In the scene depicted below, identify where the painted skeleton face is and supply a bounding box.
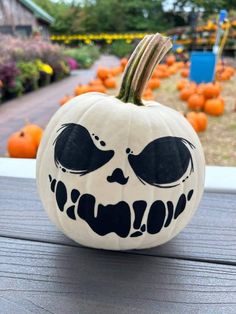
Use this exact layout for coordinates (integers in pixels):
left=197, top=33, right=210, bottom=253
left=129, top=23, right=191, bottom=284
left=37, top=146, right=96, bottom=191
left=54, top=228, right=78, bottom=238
left=49, top=122, right=196, bottom=240
left=37, top=96, right=205, bottom=250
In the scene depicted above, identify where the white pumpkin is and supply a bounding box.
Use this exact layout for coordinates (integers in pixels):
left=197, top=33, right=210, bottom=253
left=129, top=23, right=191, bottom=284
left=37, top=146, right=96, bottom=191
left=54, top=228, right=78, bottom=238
left=36, top=33, right=205, bottom=250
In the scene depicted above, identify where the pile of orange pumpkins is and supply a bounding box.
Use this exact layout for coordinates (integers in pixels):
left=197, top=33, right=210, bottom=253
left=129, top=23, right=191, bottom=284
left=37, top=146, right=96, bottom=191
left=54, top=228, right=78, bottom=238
left=180, top=61, right=235, bottom=82
left=142, top=55, right=186, bottom=100
left=178, top=79, right=225, bottom=132
left=177, top=61, right=235, bottom=133
left=59, top=55, right=235, bottom=135
left=59, top=54, right=187, bottom=105
left=59, top=58, right=128, bottom=106
left=215, top=63, right=235, bottom=81
left=7, top=123, right=43, bottom=158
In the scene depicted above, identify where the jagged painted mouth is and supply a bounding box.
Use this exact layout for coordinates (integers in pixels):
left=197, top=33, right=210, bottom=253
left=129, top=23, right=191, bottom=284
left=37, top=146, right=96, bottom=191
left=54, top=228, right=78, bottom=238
left=49, top=175, right=194, bottom=238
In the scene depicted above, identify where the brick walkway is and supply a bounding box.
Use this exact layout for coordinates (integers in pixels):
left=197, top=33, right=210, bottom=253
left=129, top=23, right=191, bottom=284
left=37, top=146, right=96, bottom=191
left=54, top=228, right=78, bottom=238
left=0, top=55, right=119, bottom=156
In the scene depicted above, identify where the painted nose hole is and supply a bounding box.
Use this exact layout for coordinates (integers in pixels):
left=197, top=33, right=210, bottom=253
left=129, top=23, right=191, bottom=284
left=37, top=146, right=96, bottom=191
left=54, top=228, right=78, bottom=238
left=107, top=168, right=129, bottom=185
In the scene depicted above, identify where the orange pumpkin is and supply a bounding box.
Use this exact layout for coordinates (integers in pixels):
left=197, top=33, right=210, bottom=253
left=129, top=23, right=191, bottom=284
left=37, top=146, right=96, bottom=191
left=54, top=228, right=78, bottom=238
left=110, top=66, right=122, bottom=76
left=103, top=77, right=117, bottom=89
left=175, top=61, right=185, bottom=69
left=218, top=96, right=225, bottom=106
left=186, top=112, right=208, bottom=132
left=158, top=64, right=168, bottom=71
left=97, top=67, right=110, bottom=80
left=186, top=112, right=197, bottom=120
left=74, top=85, right=91, bottom=96
left=157, top=70, right=169, bottom=78
left=176, top=79, right=188, bottom=90
left=168, top=65, right=178, bottom=75
left=166, top=55, right=176, bottom=66
left=188, top=82, right=197, bottom=89
left=151, top=69, right=159, bottom=79
left=120, top=58, right=128, bottom=70
left=204, top=97, right=224, bottom=116
left=162, top=68, right=171, bottom=78
left=186, top=115, right=200, bottom=132
left=216, top=70, right=231, bottom=81
left=22, top=124, right=43, bottom=147
left=147, top=78, right=160, bottom=90
left=89, top=85, right=107, bottom=93
left=197, top=112, right=208, bottom=131
left=203, top=83, right=220, bottom=99
left=59, top=95, right=73, bottom=106
left=180, top=86, right=196, bottom=101
left=89, top=78, right=103, bottom=86
left=7, top=131, right=37, bottom=158
left=187, top=93, right=205, bottom=111
left=196, top=83, right=205, bottom=95
left=181, top=68, right=189, bottom=78
left=142, top=88, right=154, bottom=100
left=225, top=66, right=235, bottom=76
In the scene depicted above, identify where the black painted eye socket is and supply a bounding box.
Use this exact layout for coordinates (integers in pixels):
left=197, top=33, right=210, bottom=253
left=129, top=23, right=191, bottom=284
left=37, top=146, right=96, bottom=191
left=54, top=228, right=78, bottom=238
left=54, top=123, right=114, bottom=175
left=128, top=137, right=195, bottom=188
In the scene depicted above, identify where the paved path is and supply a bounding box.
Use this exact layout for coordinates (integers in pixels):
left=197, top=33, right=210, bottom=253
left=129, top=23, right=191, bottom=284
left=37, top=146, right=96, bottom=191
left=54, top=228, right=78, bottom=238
left=0, top=55, right=119, bottom=156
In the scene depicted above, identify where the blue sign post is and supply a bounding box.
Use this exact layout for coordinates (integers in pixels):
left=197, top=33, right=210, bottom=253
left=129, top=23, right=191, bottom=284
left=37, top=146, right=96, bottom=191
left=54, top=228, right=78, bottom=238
left=189, top=9, right=227, bottom=83
left=213, top=9, right=228, bottom=54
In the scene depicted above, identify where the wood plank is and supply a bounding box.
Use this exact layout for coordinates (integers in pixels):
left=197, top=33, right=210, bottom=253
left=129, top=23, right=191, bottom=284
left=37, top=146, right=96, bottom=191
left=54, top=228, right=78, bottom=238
left=0, top=176, right=236, bottom=263
left=0, top=237, right=236, bottom=314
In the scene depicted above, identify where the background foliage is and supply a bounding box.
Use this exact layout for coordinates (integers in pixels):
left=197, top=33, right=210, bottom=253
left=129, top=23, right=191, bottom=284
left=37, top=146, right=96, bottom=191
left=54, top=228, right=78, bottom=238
left=34, top=0, right=236, bottom=35
left=63, top=45, right=100, bottom=68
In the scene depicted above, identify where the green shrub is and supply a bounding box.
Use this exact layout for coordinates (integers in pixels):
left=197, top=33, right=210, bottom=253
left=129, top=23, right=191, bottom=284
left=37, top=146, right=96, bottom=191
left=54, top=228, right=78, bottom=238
left=17, top=61, right=40, bottom=92
left=8, top=78, right=24, bottom=97
left=109, top=40, right=134, bottom=58
left=64, top=45, right=100, bottom=68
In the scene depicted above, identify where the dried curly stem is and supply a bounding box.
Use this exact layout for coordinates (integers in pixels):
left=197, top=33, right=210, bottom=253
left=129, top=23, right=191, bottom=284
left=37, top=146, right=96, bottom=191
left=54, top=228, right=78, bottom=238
left=117, top=33, right=172, bottom=106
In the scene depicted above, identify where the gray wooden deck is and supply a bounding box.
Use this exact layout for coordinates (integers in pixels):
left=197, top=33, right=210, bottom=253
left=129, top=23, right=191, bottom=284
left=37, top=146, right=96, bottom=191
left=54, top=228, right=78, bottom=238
left=0, top=176, right=236, bottom=313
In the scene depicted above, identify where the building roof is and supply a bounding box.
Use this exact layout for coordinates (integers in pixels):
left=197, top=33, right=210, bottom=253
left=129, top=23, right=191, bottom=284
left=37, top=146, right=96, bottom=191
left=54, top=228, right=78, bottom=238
left=19, top=0, right=54, bottom=24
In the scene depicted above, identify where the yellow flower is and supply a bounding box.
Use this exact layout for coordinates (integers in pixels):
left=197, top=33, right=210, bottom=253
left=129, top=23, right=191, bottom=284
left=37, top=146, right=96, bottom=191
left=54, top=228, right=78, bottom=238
left=85, top=39, right=92, bottom=44
left=51, top=32, right=153, bottom=42
left=40, top=64, right=53, bottom=75
left=176, top=47, right=183, bottom=53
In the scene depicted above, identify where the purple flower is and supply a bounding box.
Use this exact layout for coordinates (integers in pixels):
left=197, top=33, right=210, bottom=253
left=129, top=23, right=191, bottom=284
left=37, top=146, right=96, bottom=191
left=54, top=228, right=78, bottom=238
left=66, top=57, right=78, bottom=70
left=0, top=61, right=20, bottom=85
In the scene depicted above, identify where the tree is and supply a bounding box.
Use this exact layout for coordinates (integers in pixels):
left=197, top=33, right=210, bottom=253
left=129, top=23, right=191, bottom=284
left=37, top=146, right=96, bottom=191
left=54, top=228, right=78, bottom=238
left=74, top=0, right=170, bottom=33
left=33, top=0, right=58, bottom=16
left=169, top=0, right=236, bottom=15
left=34, top=0, right=173, bottom=34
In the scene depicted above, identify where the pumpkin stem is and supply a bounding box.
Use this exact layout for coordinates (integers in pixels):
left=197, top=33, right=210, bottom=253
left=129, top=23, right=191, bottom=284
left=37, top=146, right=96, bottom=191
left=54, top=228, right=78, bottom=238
left=117, top=35, right=152, bottom=104
left=117, top=33, right=172, bottom=106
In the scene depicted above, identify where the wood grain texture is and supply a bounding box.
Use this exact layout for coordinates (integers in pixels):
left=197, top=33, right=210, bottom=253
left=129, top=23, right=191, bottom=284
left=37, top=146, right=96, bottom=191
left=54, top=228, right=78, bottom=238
left=0, top=176, right=236, bottom=264
left=0, top=236, right=236, bottom=314
left=0, top=0, right=37, bottom=27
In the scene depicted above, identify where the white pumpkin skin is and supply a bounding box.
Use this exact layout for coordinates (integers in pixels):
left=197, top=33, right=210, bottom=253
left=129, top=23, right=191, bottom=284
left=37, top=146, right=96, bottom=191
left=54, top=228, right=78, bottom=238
left=36, top=92, right=205, bottom=250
